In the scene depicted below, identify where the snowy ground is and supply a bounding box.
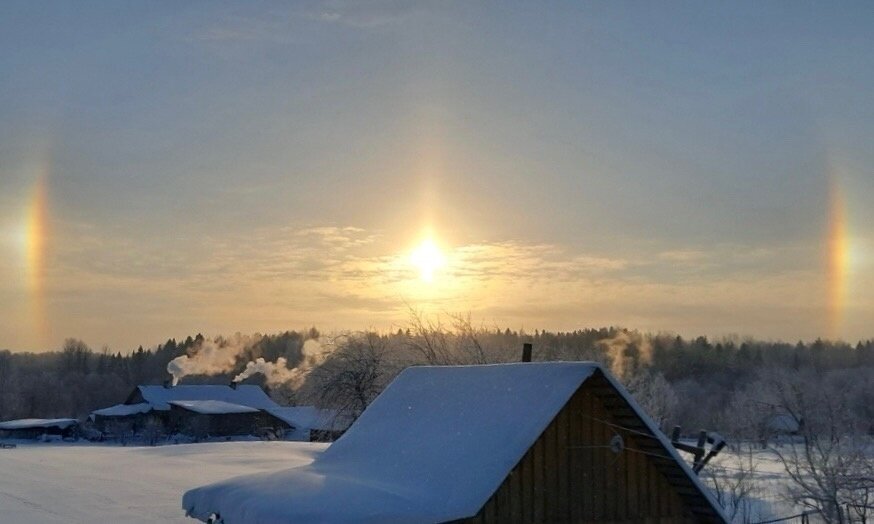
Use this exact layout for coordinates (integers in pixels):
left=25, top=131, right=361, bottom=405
left=708, top=446, right=811, bottom=522
left=0, top=438, right=821, bottom=523
left=0, top=440, right=327, bottom=524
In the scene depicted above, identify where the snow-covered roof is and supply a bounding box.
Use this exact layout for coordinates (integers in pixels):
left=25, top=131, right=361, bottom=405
left=266, top=406, right=350, bottom=431
left=169, top=400, right=260, bottom=415
left=131, top=385, right=280, bottom=411
left=184, top=363, right=595, bottom=522
left=91, top=403, right=152, bottom=418
left=184, top=362, right=726, bottom=523
left=0, top=418, right=79, bottom=431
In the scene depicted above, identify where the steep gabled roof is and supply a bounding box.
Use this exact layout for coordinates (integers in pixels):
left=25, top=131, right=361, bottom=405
left=183, top=362, right=725, bottom=523
left=130, top=385, right=279, bottom=411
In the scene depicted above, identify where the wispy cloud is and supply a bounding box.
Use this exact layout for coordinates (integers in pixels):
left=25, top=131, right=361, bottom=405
left=29, top=221, right=847, bottom=348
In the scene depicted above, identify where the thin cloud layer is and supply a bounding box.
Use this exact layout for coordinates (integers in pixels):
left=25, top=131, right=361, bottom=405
left=15, top=220, right=854, bottom=350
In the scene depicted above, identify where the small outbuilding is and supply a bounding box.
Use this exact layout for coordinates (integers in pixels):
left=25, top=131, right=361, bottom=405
left=90, top=403, right=153, bottom=433
left=183, top=362, right=726, bottom=523
left=0, top=418, right=79, bottom=440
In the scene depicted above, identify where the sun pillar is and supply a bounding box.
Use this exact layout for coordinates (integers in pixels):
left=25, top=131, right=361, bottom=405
left=25, top=169, right=50, bottom=349
left=826, top=174, right=848, bottom=341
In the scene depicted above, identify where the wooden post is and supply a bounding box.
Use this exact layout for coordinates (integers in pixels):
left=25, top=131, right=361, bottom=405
left=522, top=343, right=532, bottom=362
left=692, top=430, right=707, bottom=472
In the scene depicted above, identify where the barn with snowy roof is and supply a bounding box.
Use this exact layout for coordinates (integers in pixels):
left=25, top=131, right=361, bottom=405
left=183, top=362, right=727, bottom=523
left=91, top=384, right=348, bottom=440
left=91, top=384, right=290, bottom=437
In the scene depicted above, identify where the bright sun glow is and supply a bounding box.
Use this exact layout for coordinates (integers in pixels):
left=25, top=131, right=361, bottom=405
left=410, top=238, right=445, bottom=282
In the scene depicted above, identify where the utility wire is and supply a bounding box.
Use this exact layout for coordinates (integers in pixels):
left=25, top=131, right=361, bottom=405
left=576, top=413, right=662, bottom=442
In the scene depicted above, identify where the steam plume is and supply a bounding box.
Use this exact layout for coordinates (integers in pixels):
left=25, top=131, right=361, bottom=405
left=233, top=339, right=326, bottom=389
left=232, top=357, right=295, bottom=386
left=596, top=330, right=652, bottom=379
left=166, top=336, right=250, bottom=386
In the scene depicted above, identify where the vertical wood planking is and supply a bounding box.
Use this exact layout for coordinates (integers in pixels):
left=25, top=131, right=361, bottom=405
left=532, top=436, right=545, bottom=522
left=626, top=434, right=639, bottom=519
left=462, top=376, right=716, bottom=524
left=542, top=422, right=553, bottom=521
left=578, top=388, right=597, bottom=521
left=599, top=394, right=615, bottom=520
left=649, top=459, right=660, bottom=517
left=555, top=417, right=564, bottom=519
left=568, top=391, right=581, bottom=522
left=591, top=389, right=605, bottom=520
left=522, top=444, right=533, bottom=522
left=509, top=463, right=521, bottom=521
left=638, top=438, right=650, bottom=517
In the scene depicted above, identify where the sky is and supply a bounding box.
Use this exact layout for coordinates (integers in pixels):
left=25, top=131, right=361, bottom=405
left=1, top=1, right=872, bottom=352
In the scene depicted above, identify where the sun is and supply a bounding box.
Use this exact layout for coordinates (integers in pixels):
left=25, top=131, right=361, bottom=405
left=410, top=238, right=445, bottom=282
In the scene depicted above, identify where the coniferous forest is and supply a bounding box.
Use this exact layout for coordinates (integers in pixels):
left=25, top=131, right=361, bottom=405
left=2, top=324, right=872, bottom=441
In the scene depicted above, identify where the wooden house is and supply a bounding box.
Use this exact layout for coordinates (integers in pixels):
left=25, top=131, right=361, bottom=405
left=91, top=384, right=290, bottom=437
left=90, top=384, right=347, bottom=440
left=183, top=362, right=727, bottom=523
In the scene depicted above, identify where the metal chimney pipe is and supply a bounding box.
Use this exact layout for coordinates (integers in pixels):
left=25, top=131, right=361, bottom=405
left=521, top=343, right=532, bottom=363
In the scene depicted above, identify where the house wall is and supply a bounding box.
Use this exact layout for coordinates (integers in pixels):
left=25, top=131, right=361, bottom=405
left=93, top=413, right=155, bottom=433
left=168, top=408, right=286, bottom=437
left=459, top=380, right=704, bottom=524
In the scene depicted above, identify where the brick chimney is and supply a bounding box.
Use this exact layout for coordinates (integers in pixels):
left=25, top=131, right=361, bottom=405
left=521, top=343, right=532, bottom=362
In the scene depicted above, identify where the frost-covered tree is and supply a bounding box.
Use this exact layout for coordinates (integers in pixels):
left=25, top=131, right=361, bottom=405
left=304, top=332, right=397, bottom=422
left=703, top=448, right=760, bottom=524
left=764, top=369, right=874, bottom=523
left=625, top=370, right=678, bottom=431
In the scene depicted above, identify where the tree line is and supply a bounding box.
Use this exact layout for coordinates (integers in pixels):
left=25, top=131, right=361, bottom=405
left=3, top=318, right=872, bottom=522
left=0, top=321, right=871, bottom=437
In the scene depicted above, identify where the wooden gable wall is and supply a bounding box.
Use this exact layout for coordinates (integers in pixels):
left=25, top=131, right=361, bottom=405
left=458, top=372, right=721, bottom=523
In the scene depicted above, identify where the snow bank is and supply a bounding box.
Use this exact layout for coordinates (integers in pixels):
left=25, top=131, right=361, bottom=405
left=183, top=362, right=598, bottom=523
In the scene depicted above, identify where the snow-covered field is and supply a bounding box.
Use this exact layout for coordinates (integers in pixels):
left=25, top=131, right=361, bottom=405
left=0, top=439, right=824, bottom=523
left=708, top=446, right=811, bottom=522
left=0, top=441, right=327, bottom=524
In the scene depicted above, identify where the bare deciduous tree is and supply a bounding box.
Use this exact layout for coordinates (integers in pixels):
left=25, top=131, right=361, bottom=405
left=403, top=309, right=505, bottom=365
left=765, top=369, right=874, bottom=523
left=703, top=446, right=760, bottom=523
left=305, top=332, right=395, bottom=422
